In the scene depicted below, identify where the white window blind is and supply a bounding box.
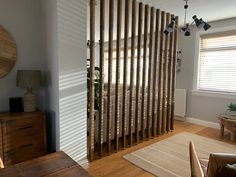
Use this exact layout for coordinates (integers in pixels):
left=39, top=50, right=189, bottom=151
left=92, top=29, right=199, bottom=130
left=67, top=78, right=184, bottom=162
left=104, top=48, right=150, bottom=86
left=198, top=30, right=236, bottom=93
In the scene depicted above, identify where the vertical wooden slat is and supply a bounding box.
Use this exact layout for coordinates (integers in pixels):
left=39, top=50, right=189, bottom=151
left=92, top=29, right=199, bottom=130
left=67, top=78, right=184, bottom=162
left=122, top=0, right=130, bottom=148
left=135, top=2, right=143, bottom=144
left=128, top=0, right=136, bottom=146
left=146, top=7, right=154, bottom=139
left=98, top=0, right=105, bottom=157
left=156, top=11, right=165, bottom=135
left=107, top=0, right=114, bottom=154
left=115, top=0, right=122, bottom=152
left=141, top=4, right=149, bottom=141
left=166, top=14, right=174, bottom=132
left=161, top=13, right=170, bottom=134
left=151, top=9, right=160, bottom=137
left=89, top=0, right=95, bottom=161
left=171, top=16, right=179, bottom=131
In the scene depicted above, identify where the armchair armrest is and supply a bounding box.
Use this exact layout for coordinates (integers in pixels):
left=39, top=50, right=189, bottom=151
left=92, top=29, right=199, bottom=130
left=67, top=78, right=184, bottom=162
left=207, top=153, right=236, bottom=177
left=0, top=157, right=4, bottom=168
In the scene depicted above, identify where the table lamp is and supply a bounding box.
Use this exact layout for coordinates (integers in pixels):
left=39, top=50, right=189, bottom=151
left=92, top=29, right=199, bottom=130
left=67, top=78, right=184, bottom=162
left=16, top=70, right=41, bottom=112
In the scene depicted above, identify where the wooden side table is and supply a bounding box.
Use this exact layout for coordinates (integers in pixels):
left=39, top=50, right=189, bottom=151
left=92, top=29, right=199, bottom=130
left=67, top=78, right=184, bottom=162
left=219, top=115, right=236, bottom=141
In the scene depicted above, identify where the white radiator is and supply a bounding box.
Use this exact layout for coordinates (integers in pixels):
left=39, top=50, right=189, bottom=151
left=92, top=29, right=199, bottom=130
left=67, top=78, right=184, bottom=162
left=174, top=89, right=187, bottom=118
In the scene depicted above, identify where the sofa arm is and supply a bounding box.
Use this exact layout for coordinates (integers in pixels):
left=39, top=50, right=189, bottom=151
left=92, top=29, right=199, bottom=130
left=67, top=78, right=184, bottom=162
left=207, top=153, right=236, bottom=177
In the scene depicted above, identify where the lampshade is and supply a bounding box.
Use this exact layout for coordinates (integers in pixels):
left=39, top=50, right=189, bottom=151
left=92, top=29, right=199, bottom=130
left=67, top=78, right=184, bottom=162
left=192, top=15, right=204, bottom=29
left=17, top=70, right=41, bottom=88
left=164, top=18, right=176, bottom=35
left=184, top=29, right=191, bottom=36
left=203, top=22, right=211, bottom=31
left=182, top=24, right=191, bottom=36
left=164, top=29, right=170, bottom=35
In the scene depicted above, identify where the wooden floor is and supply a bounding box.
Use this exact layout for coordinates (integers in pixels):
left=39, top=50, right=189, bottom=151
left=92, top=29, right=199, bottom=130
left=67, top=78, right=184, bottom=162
left=88, top=120, right=235, bottom=177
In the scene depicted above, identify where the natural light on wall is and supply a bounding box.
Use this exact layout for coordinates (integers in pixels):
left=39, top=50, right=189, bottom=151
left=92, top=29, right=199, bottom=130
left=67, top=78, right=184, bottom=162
left=58, top=0, right=87, bottom=166
left=198, top=30, right=236, bottom=93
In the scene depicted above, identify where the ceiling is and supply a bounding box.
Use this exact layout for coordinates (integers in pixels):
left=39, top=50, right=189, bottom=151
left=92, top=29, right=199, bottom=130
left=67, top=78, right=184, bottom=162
left=139, top=0, right=236, bottom=25
left=88, top=0, right=236, bottom=41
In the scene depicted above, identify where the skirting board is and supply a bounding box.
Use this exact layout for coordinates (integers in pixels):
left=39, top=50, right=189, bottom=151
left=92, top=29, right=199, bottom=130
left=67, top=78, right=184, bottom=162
left=185, top=117, right=220, bottom=129
left=174, top=116, right=186, bottom=121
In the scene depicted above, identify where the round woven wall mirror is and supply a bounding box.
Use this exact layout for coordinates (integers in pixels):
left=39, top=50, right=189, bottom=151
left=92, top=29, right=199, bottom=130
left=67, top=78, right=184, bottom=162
left=0, top=25, right=17, bottom=78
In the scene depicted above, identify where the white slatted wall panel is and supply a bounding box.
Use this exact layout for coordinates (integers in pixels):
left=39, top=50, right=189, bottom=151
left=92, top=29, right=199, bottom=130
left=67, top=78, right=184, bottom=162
left=58, top=0, right=87, bottom=166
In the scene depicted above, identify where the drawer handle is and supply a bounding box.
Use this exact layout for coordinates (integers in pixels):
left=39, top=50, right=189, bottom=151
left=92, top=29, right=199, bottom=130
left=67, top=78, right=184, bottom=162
left=19, top=126, right=32, bottom=130
left=20, top=144, right=33, bottom=148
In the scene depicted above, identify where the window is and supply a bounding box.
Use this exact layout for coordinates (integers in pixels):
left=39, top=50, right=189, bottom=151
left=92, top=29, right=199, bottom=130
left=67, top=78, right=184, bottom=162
left=198, top=30, right=236, bottom=93
left=104, top=48, right=150, bottom=86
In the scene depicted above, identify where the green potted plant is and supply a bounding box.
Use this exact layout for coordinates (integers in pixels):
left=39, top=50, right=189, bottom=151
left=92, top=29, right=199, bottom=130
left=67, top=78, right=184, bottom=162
left=227, top=103, right=236, bottom=116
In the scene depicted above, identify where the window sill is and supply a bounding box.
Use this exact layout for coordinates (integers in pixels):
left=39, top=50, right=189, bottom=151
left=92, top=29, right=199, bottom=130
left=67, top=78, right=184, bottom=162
left=191, top=90, right=236, bottom=99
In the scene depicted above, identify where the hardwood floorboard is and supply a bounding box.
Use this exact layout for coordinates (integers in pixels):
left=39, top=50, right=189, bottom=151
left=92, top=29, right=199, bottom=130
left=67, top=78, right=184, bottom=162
left=88, top=120, right=234, bottom=177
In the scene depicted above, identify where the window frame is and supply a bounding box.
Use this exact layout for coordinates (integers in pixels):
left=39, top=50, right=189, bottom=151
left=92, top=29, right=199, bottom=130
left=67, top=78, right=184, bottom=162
left=193, top=25, right=236, bottom=98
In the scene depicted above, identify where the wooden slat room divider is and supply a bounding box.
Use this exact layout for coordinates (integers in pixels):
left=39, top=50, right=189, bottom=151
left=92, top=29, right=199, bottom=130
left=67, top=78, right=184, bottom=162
left=134, top=2, right=143, bottom=144
left=98, top=0, right=105, bottom=157
left=141, top=4, right=149, bottom=141
left=146, top=6, right=154, bottom=140
left=151, top=9, right=160, bottom=137
left=128, top=0, right=136, bottom=146
left=122, top=0, right=130, bottom=148
left=89, top=0, right=179, bottom=161
left=89, top=0, right=95, bottom=161
left=115, top=0, right=122, bottom=152
left=157, top=11, right=165, bottom=135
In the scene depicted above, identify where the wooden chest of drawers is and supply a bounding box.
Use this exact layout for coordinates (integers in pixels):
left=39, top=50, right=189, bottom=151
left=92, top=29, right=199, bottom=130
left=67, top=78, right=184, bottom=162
left=0, top=111, right=47, bottom=166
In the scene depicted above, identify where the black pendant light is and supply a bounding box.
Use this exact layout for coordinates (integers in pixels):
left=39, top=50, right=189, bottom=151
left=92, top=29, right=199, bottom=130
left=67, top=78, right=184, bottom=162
left=164, top=0, right=211, bottom=36
left=192, top=15, right=204, bottom=28
left=202, top=20, right=211, bottom=31
left=182, top=23, right=191, bottom=36
left=192, top=15, right=211, bottom=31
left=164, top=17, right=176, bottom=35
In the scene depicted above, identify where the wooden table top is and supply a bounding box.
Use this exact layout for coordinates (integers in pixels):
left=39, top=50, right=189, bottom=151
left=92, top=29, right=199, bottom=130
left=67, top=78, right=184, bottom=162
left=0, top=151, right=92, bottom=177
left=219, top=114, right=236, bottom=121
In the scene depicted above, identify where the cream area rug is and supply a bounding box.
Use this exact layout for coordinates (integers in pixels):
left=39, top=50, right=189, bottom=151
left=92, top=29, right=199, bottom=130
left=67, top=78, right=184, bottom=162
left=124, top=132, right=236, bottom=177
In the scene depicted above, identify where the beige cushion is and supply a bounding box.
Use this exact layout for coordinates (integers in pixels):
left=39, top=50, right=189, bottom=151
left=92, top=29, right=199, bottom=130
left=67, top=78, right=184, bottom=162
left=199, top=158, right=209, bottom=177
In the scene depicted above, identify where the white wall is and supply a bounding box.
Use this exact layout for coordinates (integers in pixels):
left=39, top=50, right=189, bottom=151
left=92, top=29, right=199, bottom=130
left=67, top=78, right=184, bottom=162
left=0, top=0, right=46, bottom=112
left=42, top=0, right=87, bottom=164
left=58, top=0, right=87, bottom=164
left=0, top=0, right=87, bottom=163
left=176, top=17, right=236, bottom=123
left=41, top=0, right=60, bottom=152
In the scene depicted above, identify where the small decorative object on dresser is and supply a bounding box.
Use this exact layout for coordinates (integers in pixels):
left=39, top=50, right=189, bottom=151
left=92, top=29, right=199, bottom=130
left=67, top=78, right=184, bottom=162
left=9, top=97, right=23, bottom=113
left=0, top=111, right=47, bottom=167
left=16, top=70, right=42, bottom=112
